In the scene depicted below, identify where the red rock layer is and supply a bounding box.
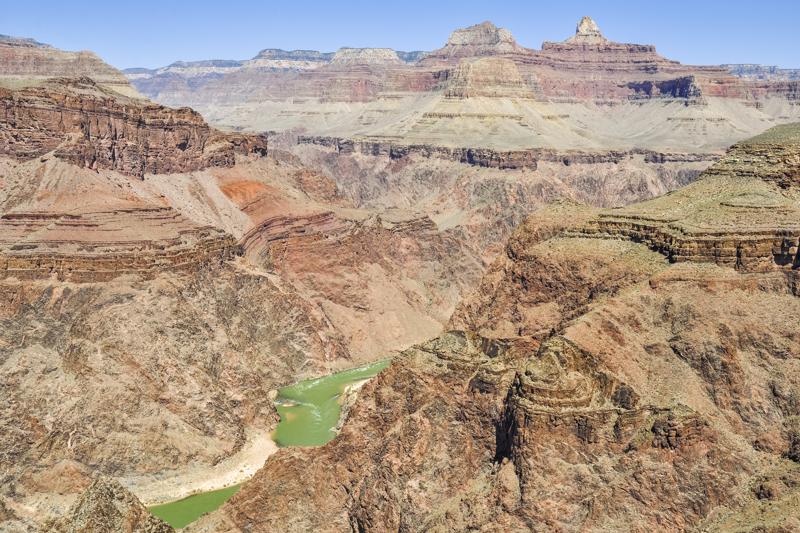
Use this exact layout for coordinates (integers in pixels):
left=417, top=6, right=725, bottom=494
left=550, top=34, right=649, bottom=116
left=0, top=77, right=267, bottom=177
left=0, top=207, right=239, bottom=282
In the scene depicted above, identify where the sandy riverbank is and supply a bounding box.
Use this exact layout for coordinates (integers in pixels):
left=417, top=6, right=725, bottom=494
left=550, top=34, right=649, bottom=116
left=121, top=428, right=278, bottom=506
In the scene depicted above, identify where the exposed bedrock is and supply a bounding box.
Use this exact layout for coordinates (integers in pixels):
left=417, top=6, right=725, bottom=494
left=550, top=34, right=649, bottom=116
left=0, top=208, right=239, bottom=282
left=238, top=207, right=485, bottom=359
left=196, top=123, right=800, bottom=533
left=0, top=77, right=267, bottom=178
left=0, top=259, right=348, bottom=524
left=0, top=35, right=140, bottom=98
left=297, top=135, right=719, bottom=170
left=46, top=477, right=174, bottom=533
left=574, top=124, right=800, bottom=272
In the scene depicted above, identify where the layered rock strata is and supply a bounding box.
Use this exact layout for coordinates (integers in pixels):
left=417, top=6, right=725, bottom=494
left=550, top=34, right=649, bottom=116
left=0, top=77, right=267, bottom=178
left=0, top=35, right=140, bottom=98
left=126, top=16, right=800, bottom=150
left=298, top=135, right=719, bottom=169
left=575, top=124, right=800, bottom=271
left=0, top=207, right=238, bottom=282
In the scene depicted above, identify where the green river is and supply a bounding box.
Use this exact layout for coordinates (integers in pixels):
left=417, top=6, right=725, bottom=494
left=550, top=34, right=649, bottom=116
left=148, top=359, right=390, bottom=528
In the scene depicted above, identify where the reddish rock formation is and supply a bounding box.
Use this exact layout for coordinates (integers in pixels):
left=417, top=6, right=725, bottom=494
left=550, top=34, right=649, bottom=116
left=0, top=77, right=267, bottom=178
left=0, top=207, right=239, bottom=282
left=127, top=15, right=799, bottom=139
left=297, top=135, right=719, bottom=170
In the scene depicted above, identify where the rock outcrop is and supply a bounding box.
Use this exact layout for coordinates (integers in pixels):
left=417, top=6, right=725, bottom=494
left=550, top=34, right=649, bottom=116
left=0, top=205, right=238, bottom=282
left=197, top=124, right=800, bottom=532
left=574, top=124, right=800, bottom=271
left=297, top=135, right=718, bottom=169
left=566, top=16, right=607, bottom=44
left=444, top=57, right=535, bottom=99
left=330, top=48, right=402, bottom=66
left=48, top=477, right=173, bottom=533
left=0, top=35, right=140, bottom=98
left=421, top=21, right=527, bottom=62
left=0, top=77, right=267, bottom=178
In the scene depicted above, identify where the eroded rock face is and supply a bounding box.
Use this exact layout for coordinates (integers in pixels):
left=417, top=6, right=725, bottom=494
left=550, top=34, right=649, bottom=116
left=574, top=126, right=800, bottom=271
left=422, top=21, right=526, bottom=62
left=202, top=124, right=800, bottom=532
left=0, top=77, right=267, bottom=178
left=566, top=16, right=607, bottom=44
left=0, top=35, right=140, bottom=98
left=47, top=477, right=173, bottom=533
left=444, top=57, right=535, bottom=99
left=330, top=48, right=402, bottom=66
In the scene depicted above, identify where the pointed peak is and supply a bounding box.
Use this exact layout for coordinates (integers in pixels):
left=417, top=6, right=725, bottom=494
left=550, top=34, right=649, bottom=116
left=577, top=16, right=602, bottom=36
left=566, top=16, right=607, bottom=44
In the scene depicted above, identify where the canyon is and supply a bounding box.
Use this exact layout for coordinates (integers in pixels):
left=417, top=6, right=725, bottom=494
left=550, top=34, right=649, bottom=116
left=193, top=121, right=800, bottom=533
left=0, top=12, right=798, bottom=533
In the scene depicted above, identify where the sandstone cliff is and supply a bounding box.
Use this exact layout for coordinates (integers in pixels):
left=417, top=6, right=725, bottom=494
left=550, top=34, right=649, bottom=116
left=0, top=77, right=267, bottom=179
left=125, top=16, right=800, bottom=154
left=0, top=35, right=140, bottom=98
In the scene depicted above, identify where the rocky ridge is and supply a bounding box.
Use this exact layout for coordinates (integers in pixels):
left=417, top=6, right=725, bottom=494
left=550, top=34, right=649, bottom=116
left=0, top=35, right=140, bottom=98
left=0, top=77, right=267, bottom=178
left=330, top=48, right=402, bottom=66
left=133, top=17, right=800, bottom=157
left=47, top=478, right=173, bottom=533
left=297, top=134, right=720, bottom=169
left=421, top=21, right=527, bottom=62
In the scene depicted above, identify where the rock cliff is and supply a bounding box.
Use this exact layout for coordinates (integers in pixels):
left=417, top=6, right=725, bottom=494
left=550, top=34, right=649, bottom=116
left=330, top=48, right=402, bottom=66
left=0, top=77, right=267, bottom=178
left=126, top=16, right=799, bottom=148
left=0, top=35, right=140, bottom=98
left=421, top=21, right=527, bottom=62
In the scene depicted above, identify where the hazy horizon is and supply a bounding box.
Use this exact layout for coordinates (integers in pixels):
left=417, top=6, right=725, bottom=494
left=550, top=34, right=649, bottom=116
left=3, top=0, right=799, bottom=70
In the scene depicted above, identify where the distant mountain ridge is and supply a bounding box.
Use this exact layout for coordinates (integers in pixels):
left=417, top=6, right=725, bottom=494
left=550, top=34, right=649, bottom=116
left=125, top=17, right=800, bottom=155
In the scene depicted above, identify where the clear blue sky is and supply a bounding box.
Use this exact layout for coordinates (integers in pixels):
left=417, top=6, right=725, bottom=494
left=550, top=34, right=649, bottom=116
left=3, top=0, right=798, bottom=69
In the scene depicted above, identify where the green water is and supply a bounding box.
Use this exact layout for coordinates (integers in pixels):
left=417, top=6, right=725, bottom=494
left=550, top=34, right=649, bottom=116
left=273, top=358, right=391, bottom=447
left=147, top=359, right=390, bottom=528
left=148, top=484, right=241, bottom=529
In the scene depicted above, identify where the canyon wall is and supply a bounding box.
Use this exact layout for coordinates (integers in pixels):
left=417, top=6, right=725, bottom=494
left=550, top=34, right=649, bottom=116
left=198, top=122, right=800, bottom=533
left=0, top=77, right=267, bottom=178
